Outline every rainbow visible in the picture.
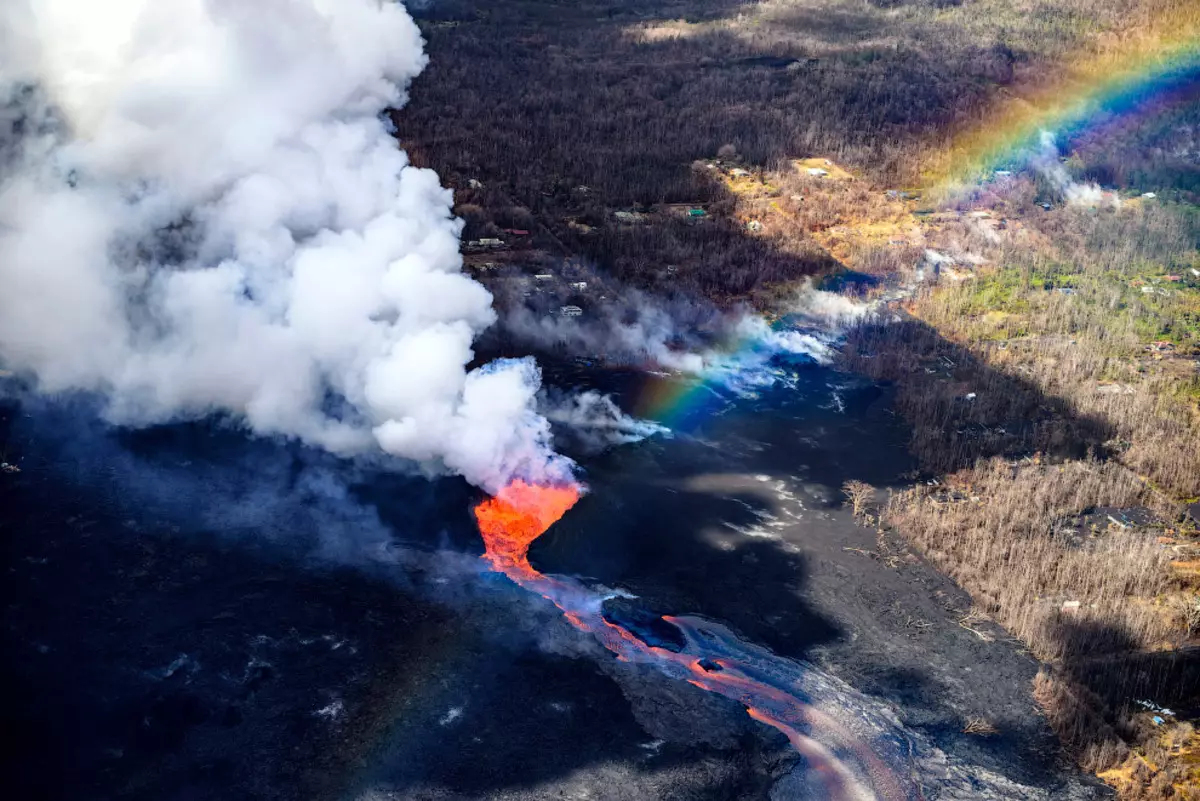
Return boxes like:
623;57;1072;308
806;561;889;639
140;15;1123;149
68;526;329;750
630;326;748;430
631;317;835;431
926;2;1200;194
632;362;736;432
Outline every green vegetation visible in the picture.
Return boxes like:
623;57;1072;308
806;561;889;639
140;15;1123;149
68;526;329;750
400;0;1188;300
843;199;1200;797
400;1;1200;796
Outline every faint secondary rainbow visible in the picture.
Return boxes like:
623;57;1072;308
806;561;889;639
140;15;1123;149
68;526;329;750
926;3;1200;194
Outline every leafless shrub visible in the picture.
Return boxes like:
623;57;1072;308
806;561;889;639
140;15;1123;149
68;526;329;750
963;716;999;736
841;479;874;519
1171;594;1200;637
958;608;995;642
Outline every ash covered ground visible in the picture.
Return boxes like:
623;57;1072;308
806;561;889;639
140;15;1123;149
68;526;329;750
1;356;1109;800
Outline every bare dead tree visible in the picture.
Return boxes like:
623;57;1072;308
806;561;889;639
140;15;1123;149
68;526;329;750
842;480;874;519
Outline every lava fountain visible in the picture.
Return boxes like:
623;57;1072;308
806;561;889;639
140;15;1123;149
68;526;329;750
474;480;581;580
473;481;919;801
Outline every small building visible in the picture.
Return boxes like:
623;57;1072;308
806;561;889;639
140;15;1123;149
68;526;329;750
746;220;763;232
571;282;588;291
730;168;751;178
478;237;503;247
687;208;707;218
560;305;583;317
533;274;554;281
503;228;531;236
806;167;829;177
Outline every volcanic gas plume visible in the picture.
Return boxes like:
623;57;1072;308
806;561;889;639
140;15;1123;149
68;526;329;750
473;482;918;801
0;0;572;494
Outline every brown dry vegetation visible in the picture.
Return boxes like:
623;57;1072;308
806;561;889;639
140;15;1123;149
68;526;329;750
841;204;1200;795
398;0;1200;795
885;460;1175;658
400;0;1194;300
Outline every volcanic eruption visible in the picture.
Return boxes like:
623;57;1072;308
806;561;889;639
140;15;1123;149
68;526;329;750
0;0;573;495
473;479;582;580
473;483;916;801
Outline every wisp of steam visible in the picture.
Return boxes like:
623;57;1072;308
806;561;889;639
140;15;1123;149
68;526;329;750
1031;131;1117;208
0;0;572;493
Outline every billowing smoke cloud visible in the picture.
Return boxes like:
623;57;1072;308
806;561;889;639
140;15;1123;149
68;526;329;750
0;0;572;493
498;264;878;381
788;282;877;330
1033;131;1118;208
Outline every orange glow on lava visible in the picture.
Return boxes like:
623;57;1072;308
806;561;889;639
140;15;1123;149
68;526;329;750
473;480;580;578
472;482;907;800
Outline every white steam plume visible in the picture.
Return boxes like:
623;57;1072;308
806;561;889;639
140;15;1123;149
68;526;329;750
542;389;670;452
503;288;712;373
0;0;573;493
1033;131;1118;208
505;280;874;382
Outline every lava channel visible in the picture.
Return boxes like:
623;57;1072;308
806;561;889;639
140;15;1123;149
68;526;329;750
473;480;918;801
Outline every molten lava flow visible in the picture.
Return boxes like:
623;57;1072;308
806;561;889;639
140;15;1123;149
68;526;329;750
473;480;580;580
473;482;914;800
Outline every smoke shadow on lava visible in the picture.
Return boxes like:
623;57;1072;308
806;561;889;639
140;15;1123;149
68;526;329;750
0;408;467;801
0;396;783;801
843;659;1079;791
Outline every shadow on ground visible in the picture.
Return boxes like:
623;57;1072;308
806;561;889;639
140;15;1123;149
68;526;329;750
0;2;1144;799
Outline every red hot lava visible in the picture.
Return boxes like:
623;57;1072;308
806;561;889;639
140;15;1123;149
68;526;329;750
473;480;580;580
473;480;913;801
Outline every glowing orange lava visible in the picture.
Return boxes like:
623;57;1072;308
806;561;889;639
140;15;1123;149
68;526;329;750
473;480;580;579
472;482;910;800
